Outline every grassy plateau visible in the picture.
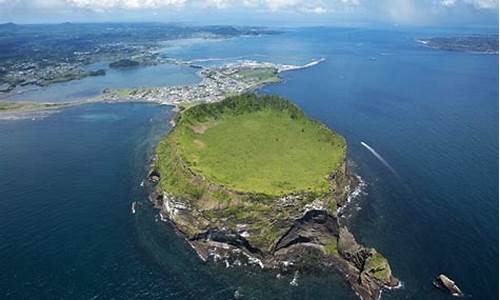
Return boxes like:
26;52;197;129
154;94;397;296
157;94;346;197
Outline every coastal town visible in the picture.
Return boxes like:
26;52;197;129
0;43;164;93
102;59;325;105
0;23;279;94
0;58;325;117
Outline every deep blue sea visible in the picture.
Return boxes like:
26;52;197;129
0;27;497;300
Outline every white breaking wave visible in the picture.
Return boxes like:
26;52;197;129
337;174;366;216
360;141;399;177
290;270;299;286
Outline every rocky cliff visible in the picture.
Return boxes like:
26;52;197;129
151;94;399;300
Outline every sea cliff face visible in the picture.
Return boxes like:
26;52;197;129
150;94;398;300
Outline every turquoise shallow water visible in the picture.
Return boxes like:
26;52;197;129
1;63;200;102
0;27;498;299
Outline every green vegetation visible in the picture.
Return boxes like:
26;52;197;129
0;101;66;112
323;238;339;255
154;94;396;292
422;35;498;53
109;59;140;68
104;87;146;99
160;94;345;196
326;198;337;214
0;102;24;111
115;88;133;98
364;251;391;282
156;94;348;251
235;67;279;83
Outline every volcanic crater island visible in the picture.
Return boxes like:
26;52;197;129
0;23;399;297
149;94;399;300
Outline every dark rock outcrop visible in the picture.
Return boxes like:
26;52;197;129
109;59;140;68
272;213;399;300
151;166;399;300
150;95;399;300
274;210;339;251
148;169;160;183
192;229;263;255
88;69;106;76
433;274;463;296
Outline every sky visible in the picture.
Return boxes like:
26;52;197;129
0;0;498;27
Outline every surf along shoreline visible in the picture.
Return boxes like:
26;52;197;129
3;57;400;300
145;93;399;300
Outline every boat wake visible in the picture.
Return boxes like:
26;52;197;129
360;141;399;177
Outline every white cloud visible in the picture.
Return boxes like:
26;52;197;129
59;0;365;12
0;0;497;22
375;0;497;24
302;6;327;13
440;0;498;8
340;0;360;5
440;0;457;7
204;0;232;9
381;0;423;23
1;0;496;12
66;0;186;10
466;0;498;9
256;0;358;12
242;0;259;7
263;0;299;11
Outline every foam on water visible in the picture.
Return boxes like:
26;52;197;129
1;27;497;300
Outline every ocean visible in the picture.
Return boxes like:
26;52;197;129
0;26;497;299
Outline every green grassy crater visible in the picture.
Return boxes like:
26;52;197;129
157;94;346;197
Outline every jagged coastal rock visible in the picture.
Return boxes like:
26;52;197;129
433;274;464;296
151;94;399;300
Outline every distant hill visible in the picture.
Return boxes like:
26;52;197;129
418;35;499;54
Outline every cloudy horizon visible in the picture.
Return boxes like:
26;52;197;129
0;0;498;27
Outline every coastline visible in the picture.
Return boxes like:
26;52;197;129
3;54;399;300
145;97;399;300
0;58;326;116
146;149;398;300
2;23;498;300
416;37;499;55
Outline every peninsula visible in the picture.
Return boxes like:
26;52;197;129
0;59;323;116
150;94;399;300
0;101;67;112
103;59;324;105
418;35;499;54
